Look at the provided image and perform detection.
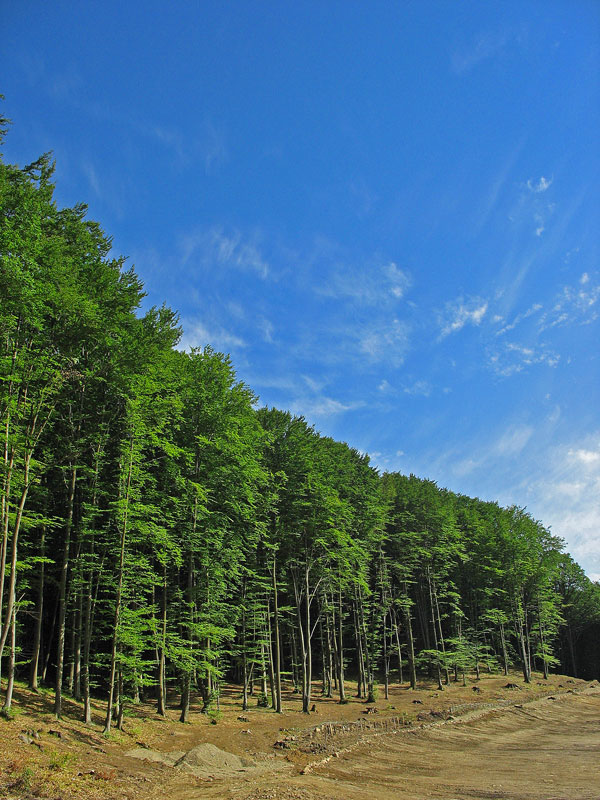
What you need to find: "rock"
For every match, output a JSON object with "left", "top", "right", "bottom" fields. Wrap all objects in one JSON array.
[
  {"left": 237, "top": 715, "right": 249, "bottom": 722},
  {"left": 274, "top": 735, "right": 297, "bottom": 749},
  {"left": 412, "top": 699, "right": 423, "bottom": 704},
  {"left": 19, "top": 734, "right": 33, "bottom": 745},
  {"left": 504, "top": 683, "right": 520, "bottom": 689}
]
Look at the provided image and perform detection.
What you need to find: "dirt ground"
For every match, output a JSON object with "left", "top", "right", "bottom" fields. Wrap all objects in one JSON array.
[{"left": 0, "top": 673, "right": 598, "bottom": 800}]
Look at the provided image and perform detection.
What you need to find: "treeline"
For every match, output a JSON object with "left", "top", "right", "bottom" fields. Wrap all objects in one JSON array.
[{"left": 1, "top": 126, "right": 599, "bottom": 728}]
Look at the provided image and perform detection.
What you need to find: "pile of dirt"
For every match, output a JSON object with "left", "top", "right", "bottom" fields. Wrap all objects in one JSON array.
[
  {"left": 126, "top": 741, "right": 255, "bottom": 777},
  {"left": 177, "top": 742, "right": 254, "bottom": 774}
]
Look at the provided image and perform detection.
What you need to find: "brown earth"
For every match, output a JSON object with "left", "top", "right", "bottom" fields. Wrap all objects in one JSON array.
[{"left": 0, "top": 673, "right": 598, "bottom": 799}]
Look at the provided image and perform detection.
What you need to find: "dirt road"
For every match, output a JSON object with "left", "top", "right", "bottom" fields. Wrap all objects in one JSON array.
[{"left": 167, "top": 688, "right": 600, "bottom": 800}]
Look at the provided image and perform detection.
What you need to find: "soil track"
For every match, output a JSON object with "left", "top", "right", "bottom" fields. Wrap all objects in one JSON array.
[{"left": 160, "top": 687, "right": 600, "bottom": 800}]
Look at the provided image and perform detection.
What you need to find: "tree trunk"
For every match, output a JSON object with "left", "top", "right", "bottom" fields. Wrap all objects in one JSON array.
[
  {"left": 157, "top": 567, "right": 167, "bottom": 716},
  {"left": 29, "top": 523, "right": 46, "bottom": 691},
  {"left": 336, "top": 589, "right": 346, "bottom": 703},
  {"left": 103, "top": 439, "right": 133, "bottom": 734},
  {"left": 1, "top": 606, "right": 16, "bottom": 715},
  {"left": 55, "top": 465, "right": 77, "bottom": 718},
  {"left": 271, "top": 555, "right": 282, "bottom": 712}
]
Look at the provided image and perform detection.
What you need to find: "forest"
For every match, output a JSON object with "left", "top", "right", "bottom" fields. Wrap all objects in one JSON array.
[{"left": 1, "top": 120, "right": 599, "bottom": 733}]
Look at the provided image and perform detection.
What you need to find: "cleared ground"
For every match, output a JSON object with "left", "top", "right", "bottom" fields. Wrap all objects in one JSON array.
[{"left": 0, "top": 675, "right": 598, "bottom": 799}]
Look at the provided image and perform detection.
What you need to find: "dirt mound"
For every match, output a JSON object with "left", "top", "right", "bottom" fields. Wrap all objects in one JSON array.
[
  {"left": 126, "top": 742, "right": 255, "bottom": 777},
  {"left": 177, "top": 742, "right": 253, "bottom": 772}
]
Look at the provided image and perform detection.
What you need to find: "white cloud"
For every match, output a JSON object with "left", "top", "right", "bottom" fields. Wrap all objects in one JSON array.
[
  {"left": 178, "top": 320, "right": 246, "bottom": 353},
  {"left": 403, "top": 380, "right": 431, "bottom": 397},
  {"left": 538, "top": 279, "right": 600, "bottom": 331},
  {"left": 317, "top": 260, "right": 412, "bottom": 305},
  {"left": 358, "top": 318, "right": 410, "bottom": 365},
  {"left": 494, "top": 424, "right": 533, "bottom": 456},
  {"left": 527, "top": 176, "right": 553, "bottom": 193},
  {"left": 82, "top": 161, "right": 101, "bottom": 197},
  {"left": 489, "top": 341, "right": 560, "bottom": 376},
  {"left": 439, "top": 298, "right": 488, "bottom": 338},
  {"left": 180, "top": 227, "right": 269, "bottom": 279},
  {"left": 302, "top": 375, "right": 328, "bottom": 393},
  {"left": 580, "top": 272, "right": 590, "bottom": 285},
  {"left": 524, "top": 437, "right": 600, "bottom": 577},
  {"left": 569, "top": 448, "right": 600, "bottom": 465},
  {"left": 535, "top": 215, "right": 545, "bottom": 237},
  {"left": 291, "top": 396, "right": 365, "bottom": 418},
  {"left": 258, "top": 317, "right": 274, "bottom": 343},
  {"left": 496, "top": 303, "right": 543, "bottom": 336}
]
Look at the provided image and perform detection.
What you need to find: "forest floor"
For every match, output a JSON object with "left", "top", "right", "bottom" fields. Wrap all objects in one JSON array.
[{"left": 0, "top": 672, "right": 598, "bottom": 800}]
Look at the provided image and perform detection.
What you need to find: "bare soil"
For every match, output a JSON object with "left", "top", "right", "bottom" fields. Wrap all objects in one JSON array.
[{"left": 0, "top": 673, "right": 597, "bottom": 800}]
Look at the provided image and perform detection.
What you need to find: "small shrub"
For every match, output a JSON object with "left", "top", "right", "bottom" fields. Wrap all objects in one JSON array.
[{"left": 48, "top": 750, "right": 77, "bottom": 771}]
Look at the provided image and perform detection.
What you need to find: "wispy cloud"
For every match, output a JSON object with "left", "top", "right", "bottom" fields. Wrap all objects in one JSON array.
[
  {"left": 316, "top": 259, "right": 412, "bottom": 305},
  {"left": 358, "top": 318, "right": 410, "bottom": 366},
  {"left": 527, "top": 176, "right": 553, "bottom": 193},
  {"left": 524, "top": 435, "right": 600, "bottom": 577},
  {"left": 293, "top": 396, "right": 366, "bottom": 418},
  {"left": 494, "top": 424, "right": 534, "bottom": 456},
  {"left": 82, "top": 161, "right": 101, "bottom": 197},
  {"left": 511, "top": 175, "right": 556, "bottom": 237},
  {"left": 180, "top": 227, "right": 270, "bottom": 279},
  {"left": 403, "top": 380, "right": 432, "bottom": 397},
  {"left": 451, "top": 27, "right": 526, "bottom": 74},
  {"left": 258, "top": 316, "right": 274, "bottom": 343},
  {"left": 178, "top": 319, "right": 246, "bottom": 353},
  {"left": 496, "top": 302, "right": 543, "bottom": 335},
  {"left": 439, "top": 297, "right": 488, "bottom": 338},
  {"left": 538, "top": 277, "right": 600, "bottom": 331},
  {"left": 489, "top": 341, "right": 560, "bottom": 377},
  {"left": 452, "top": 31, "right": 510, "bottom": 73}
]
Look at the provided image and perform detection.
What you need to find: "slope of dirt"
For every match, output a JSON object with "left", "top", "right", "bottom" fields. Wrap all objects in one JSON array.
[{"left": 0, "top": 673, "right": 597, "bottom": 799}]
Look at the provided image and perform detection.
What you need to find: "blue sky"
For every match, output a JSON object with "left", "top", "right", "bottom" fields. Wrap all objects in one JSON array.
[{"left": 2, "top": 1, "right": 599, "bottom": 577}]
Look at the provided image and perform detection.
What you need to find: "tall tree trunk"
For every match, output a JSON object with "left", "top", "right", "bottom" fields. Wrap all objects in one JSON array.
[
  {"left": 336, "top": 589, "right": 346, "bottom": 703},
  {"left": 271, "top": 555, "right": 282, "bottom": 712},
  {"left": 55, "top": 465, "right": 77, "bottom": 718},
  {"left": 427, "top": 570, "right": 443, "bottom": 690},
  {"left": 1, "top": 606, "right": 16, "bottom": 715},
  {"left": 0, "top": 453, "right": 32, "bottom": 673},
  {"left": 157, "top": 566, "right": 167, "bottom": 716},
  {"left": 432, "top": 578, "right": 449, "bottom": 685},
  {"left": 402, "top": 594, "right": 417, "bottom": 690},
  {"left": 104, "top": 438, "right": 133, "bottom": 734},
  {"left": 29, "top": 523, "right": 46, "bottom": 691}
]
